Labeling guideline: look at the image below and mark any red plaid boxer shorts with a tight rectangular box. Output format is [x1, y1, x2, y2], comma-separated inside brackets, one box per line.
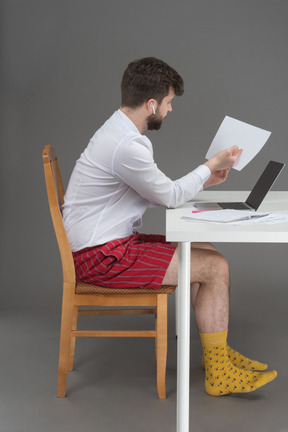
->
[72, 233, 177, 289]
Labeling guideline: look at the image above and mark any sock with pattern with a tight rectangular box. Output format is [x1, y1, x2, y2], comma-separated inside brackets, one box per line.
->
[201, 344, 268, 371]
[200, 330, 277, 396]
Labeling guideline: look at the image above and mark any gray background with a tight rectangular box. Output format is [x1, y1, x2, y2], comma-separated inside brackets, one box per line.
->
[1, 1, 288, 431]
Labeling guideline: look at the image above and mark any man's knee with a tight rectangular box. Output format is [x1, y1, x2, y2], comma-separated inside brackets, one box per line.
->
[189, 247, 230, 286]
[210, 251, 230, 284]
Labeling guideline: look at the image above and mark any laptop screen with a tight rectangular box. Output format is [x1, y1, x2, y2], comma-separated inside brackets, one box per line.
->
[246, 161, 285, 210]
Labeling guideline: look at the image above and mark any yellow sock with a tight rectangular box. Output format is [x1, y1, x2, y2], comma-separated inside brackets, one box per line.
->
[200, 331, 277, 396]
[227, 345, 268, 370]
[201, 344, 268, 371]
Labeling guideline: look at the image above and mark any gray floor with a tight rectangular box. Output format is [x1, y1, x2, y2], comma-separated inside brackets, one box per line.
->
[1, 244, 288, 432]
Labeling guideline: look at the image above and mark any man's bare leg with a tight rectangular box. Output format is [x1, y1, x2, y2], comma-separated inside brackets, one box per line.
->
[162, 244, 277, 395]
[190, 242, 217, 312]
[162, 244, 229, 333]
[189, 243, 268, 371]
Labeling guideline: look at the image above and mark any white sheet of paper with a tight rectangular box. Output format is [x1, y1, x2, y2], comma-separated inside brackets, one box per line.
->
[205, 116, 271, 171]
[182, 209, 269, 223]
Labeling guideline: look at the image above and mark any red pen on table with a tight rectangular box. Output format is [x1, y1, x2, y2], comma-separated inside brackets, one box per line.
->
[191, 210, 213, 213]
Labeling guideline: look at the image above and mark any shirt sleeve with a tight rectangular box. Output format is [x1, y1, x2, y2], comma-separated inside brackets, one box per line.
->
[112, 135, 211, 208]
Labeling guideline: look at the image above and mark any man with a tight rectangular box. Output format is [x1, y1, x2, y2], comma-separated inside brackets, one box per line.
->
[62, 57, 277, 396]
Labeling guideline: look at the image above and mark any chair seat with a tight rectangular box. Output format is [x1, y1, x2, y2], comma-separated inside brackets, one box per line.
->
[76, 281, 176, 295]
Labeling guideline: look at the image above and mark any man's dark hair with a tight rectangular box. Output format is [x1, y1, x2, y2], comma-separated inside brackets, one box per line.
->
[121, 57, 184, 108]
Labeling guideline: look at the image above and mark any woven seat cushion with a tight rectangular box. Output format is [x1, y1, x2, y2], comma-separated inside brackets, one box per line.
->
[76, 281, 176, 295]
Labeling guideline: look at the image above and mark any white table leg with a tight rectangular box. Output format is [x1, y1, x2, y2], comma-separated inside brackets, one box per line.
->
[177, 242, 191, 432]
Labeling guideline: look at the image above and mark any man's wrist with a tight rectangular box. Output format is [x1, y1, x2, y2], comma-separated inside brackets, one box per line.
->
[204, 160, 216, 172]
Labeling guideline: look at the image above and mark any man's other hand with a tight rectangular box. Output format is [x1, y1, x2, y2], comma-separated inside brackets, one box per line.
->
[204, 145, 243, 173]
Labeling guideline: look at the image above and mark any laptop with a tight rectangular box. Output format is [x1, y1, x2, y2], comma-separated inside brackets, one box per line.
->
[194, 160, 285, 211]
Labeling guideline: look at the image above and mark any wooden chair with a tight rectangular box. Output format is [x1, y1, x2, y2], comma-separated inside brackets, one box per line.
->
[42, 145, 176, 399]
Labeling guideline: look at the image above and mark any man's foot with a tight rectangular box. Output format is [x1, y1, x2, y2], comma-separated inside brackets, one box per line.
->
[200, 331, 276, 396]
[201, 344, 268, 371]
[202, 343, 276, 396]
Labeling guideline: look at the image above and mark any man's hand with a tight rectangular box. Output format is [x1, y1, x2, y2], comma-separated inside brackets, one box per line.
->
[204, 145, 242, 172]
[204, 168, 230, 188]
[203, 145, 242, 188]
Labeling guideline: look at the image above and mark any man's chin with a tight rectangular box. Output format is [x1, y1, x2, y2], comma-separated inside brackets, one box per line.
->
[148, 123, 162, 131]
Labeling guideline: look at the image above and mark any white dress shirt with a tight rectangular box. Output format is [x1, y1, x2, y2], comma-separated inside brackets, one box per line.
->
[62, 110, 211, 251]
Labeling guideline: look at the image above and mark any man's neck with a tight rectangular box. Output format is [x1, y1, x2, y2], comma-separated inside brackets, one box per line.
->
[120, 106, 147, 134]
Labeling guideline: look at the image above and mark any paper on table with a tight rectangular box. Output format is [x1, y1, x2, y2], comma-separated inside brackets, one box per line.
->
[229, 213, 288, 225]
[206, 116, 271, 171]
[182, 209, 269, 223]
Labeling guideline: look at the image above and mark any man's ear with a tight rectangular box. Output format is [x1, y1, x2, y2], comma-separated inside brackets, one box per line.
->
[146, 99, 157, 115]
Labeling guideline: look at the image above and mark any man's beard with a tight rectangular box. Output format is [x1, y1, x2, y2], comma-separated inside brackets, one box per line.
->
[146, 112, 164, 130]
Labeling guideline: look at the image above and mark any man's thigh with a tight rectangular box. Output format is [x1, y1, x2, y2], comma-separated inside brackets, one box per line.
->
[162, 244, 219, 286]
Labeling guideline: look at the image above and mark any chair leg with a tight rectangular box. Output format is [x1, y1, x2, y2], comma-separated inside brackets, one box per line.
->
[68, 306, 78, 371]
[155, 294, 168, 399]
[57, 286, 75, 397]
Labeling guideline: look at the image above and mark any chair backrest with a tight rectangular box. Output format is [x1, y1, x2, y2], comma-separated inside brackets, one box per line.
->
[42, 145, 76, 285]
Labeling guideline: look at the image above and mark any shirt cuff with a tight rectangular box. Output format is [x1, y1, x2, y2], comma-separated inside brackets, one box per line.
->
[192, 164, 211, 184]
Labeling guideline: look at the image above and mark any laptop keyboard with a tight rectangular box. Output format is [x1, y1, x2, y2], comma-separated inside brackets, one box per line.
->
[219, 202, 250, 210]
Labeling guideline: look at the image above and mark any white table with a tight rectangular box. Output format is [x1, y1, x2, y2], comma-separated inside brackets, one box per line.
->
[166, 191, 288, 432]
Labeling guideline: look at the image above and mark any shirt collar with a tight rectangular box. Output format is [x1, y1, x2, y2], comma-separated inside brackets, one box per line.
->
[116, 109, 141, 134]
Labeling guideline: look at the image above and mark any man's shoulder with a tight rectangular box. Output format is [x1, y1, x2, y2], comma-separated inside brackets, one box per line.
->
[115, 132, 152, 155]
